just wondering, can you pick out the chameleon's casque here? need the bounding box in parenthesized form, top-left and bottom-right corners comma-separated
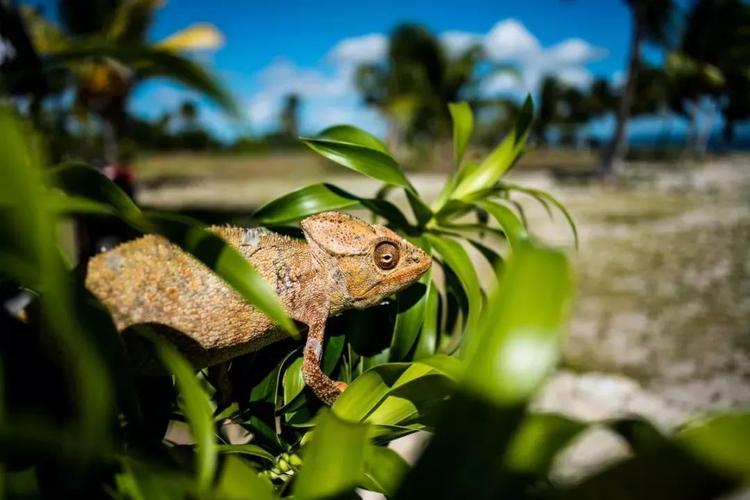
(86, 211, 431, 404)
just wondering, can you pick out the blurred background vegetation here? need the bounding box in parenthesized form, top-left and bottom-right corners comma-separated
(1, 0, 750, 498)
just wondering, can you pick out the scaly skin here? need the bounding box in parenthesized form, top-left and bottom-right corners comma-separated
(86, 211, 431, 404)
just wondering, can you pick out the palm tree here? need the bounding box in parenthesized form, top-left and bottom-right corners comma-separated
(536, 76, 563, 146)
(354, 24, 484, 158)
(280, 93, 300, 141)
(19, 0, 235, 162)
(597, 0, 675, 176)
(679, 0, 750, 148)
(179, 99, 199, 131)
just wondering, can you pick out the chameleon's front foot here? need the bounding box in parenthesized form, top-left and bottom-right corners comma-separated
(301, 363, 346, 405)
(302, 315, 348, 404)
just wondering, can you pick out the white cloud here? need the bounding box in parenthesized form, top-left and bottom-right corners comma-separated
(241, 21, 606, 136)
(440, 31, 482, 58)
(478, 19, 606, 97)
(484, 19, 541, 60)
(327, 33, 387, 67)
(546, 38, 606, 66)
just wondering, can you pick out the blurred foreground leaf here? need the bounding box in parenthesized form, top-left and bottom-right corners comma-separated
(293, 410, 369, 500)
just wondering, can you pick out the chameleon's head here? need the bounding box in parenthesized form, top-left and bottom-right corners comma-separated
(301, 211, 432, 309)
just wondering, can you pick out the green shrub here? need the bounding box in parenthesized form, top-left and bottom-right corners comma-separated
(0, 100, 747, 499)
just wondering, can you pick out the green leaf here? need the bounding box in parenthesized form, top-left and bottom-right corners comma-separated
(450, 95, 533, 200)
(317, 124, 390, 154)
(333, 364, 413, 423)
(360, 445, 410, 496)
(214, 455, 276, 500)
(413, 281, 439, 360)
(0, 109, 112, 457)
(293, 410, 369, 500)
(677, 412, 750, 481)
(396, 240, 572, 500)
(390, 278, 429, 361)
(424, 234, 482, 337)
(302, 138, 414, 191)
(214, 444, 275, 463)
(505, 413, 586, 475)
(153, 337, 217, 490)
(462, 239, 572, 405)
(473, 200, 528, 250)
(332, 357, 460, 425)
(282, 357, 305, 409)
(500, 182, 578, 248)
(448, 102, 474, 166)
(49, 164, 145, 223)
(253, 183, 360, 225)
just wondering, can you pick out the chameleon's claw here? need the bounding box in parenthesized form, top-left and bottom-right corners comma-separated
(334, 381, 349, 393)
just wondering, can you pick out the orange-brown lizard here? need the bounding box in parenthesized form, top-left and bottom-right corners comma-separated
(85, 211, 431, 404)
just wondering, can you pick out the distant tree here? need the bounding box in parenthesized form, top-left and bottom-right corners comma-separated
(179, 99, 198, 131)
(679, 0, 750, 147)
(355, 24, 485, 156)
(536, 77, 564, 145)
(19, 0, 234, 162)
(280, 93, 300, 140)
(598, 0, 676, 176)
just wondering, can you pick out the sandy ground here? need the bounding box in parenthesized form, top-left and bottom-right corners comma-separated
(137, 156, 750, 484)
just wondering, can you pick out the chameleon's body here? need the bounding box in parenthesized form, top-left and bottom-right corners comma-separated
(86, 212, 431, 404)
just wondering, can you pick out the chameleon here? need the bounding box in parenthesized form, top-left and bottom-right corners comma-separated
(85, 211, 431, 404)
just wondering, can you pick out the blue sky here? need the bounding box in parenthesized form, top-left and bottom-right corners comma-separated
(30, 0, 699, 140)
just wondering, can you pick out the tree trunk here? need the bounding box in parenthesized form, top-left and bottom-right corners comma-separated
(102, 118, 120, 164)
(597, 11, 643, 177)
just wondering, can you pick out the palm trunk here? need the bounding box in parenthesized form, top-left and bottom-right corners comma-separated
(597, 12, 643, 177)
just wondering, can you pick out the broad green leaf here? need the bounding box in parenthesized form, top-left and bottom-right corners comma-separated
(215, 444, 275, 463)
(294, 410, 369, 500)
(214, 455, 276, 500)
(505, 413, 586, 475)
(449, 102, 474, 166)
(302, 138, 414, 191)
(365, 371, 455, 428)
(253, 183, 360, 225)
(360, 445, 410, 496)
(462, 239, 572, 405)
(114, 460, 191, 500)
(450, 96, 533, 200)
(153, 338, 217, 489)
(413, 281, 439, 359)
(390, 278, 429, 361)
(468, 239, 503, 272)
(424, 234, 482, 337)
(333, 357, 460, 424)
(406, 190, 433, 227)
(473, 200, 528, 250)
(49, 163, 144, 223)
(282, 357, 305, 409)
(0, 109, 111, 456)
(397, 240, 571, 500)
(46, 191, 118, 217)
(677, 412, 750, 481)
(317, 125, 390, 154)
(333, 364, 413, 422)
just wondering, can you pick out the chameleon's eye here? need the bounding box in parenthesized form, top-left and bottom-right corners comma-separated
(374, 241, 400, 270)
